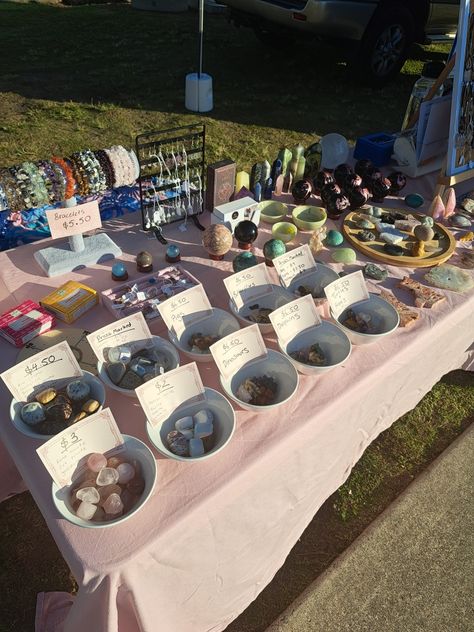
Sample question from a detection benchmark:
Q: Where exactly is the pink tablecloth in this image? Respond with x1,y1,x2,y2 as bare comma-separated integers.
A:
0,187,473,632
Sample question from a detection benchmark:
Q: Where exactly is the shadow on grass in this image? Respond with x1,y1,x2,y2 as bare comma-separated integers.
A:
0,3,427,137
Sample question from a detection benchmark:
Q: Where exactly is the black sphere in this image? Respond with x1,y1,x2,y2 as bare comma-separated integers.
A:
234,220,258,244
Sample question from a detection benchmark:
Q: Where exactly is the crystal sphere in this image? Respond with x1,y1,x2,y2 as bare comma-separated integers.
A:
232,251,258,272
202,224,233,260
234,220,258,249
291,179,313,204
263,239,286,265
112,261,128,281
136,251,153,272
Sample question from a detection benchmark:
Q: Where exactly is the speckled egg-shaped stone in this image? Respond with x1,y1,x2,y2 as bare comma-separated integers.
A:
414,225,435,242
405,193,424,209
450,214,471,228
331,248,356,264
326,229,344,246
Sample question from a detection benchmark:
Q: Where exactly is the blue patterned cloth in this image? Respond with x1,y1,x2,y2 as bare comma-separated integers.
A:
0,185,141,251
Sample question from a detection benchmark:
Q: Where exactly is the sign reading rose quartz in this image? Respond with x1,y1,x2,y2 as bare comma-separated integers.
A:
36,408,125,488
269,295,321,344
158,285,212,337
273,245,316,288
0,340,83,402
135,363,205,428
209,324,267,380
223,263,273,310
324,271,370,318
86,313,153,362
46,201,102,239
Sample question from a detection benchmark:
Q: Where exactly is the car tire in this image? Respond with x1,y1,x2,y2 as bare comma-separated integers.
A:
254,27,296,50
353,6,416,87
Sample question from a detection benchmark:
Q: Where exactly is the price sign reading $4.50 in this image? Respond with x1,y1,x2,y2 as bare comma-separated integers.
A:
223,263,273,310
0,340,83,402
46,200,102,240
269,294,321,344
209,324,267,380
273,244,316,289
324,271,370,319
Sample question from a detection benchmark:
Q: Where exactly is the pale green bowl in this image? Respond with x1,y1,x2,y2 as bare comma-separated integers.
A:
292,205,327,231
258,200,288,224
272,221,297,243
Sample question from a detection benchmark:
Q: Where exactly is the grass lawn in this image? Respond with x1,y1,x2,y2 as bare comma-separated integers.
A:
1,3,471,631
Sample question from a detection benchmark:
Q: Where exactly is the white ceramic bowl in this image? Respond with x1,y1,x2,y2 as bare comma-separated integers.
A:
286,264,339,299
331,294,400,345
10,370,106,440
229,285,294,334
219,348,299,413
97,336,180,398
146,387,235,462
168,308,240,363
279,320,352,376
52,434,156,529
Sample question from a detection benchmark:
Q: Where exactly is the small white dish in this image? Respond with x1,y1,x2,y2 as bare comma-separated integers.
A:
219,348,299,413
10,370,106,440
52,434,156,529
168,308,240,363
97,336,180,398
229,285,293,334
146,387,235,462
279,320,352,375
331,293,400,345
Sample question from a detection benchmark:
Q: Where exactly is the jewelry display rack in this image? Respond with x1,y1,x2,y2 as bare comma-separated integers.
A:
135,124,206,244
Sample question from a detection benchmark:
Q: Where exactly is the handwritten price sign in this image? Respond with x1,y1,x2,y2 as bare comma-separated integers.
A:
36,408,125,488
324,271,370,319
223,263,273,310
269,295,321,344
46,201,102,239
135,363,205,428
273,245,316,288
1,340,83,402
158,285,212,336
86,312,153,362
209,323,267,380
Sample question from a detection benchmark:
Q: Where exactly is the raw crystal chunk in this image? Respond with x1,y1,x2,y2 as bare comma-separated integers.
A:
103,493,124,515
189,438,205,457
194,421,213,439
116,463,135,484
87,453,107,473
175,416,194,432
96,467,119,486
98,484,122,506
76,486,100,504
193,409,214,425
76,501,98,521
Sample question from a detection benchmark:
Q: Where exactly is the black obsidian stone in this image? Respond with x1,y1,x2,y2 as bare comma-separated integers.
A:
354,159,375,179
312,170,334,194
383,243,404,256
291,178,313,204
234,220,258,245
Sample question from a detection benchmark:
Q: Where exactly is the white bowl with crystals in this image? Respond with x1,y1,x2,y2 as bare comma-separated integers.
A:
168,308,240,363
286,264,339,300
229,285,294,334
146,387,235,462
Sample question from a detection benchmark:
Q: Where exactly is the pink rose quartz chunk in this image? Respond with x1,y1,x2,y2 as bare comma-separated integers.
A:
103,493,124,515
87,453,107,473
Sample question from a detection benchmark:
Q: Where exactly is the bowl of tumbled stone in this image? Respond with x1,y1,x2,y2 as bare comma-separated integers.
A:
229,285,294,334
168,308,240,363
52,435,156,528
286,264,339,301
10,371,106,440
97,336,180,398
330,293,400,345
279,320,352,376
146,387,235,462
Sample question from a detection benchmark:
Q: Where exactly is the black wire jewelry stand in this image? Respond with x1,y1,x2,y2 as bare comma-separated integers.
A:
135,123,206,244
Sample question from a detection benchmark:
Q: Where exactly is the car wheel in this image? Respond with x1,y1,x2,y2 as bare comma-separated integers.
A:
254,27,296,50
354,6,415,87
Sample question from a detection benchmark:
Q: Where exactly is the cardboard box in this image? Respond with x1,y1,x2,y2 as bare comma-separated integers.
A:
211,196,260,233
40,281,99,324
0,300,55,347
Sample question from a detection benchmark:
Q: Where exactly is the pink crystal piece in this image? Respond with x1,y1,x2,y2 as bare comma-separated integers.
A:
76,486,100,504
76,501,98,521
87,453,107,473
429,194,445,221
103,492,124,515
116,463,135,484
443,187,456,219
96,467,119,486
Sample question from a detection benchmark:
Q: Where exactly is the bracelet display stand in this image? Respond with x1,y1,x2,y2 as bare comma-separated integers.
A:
34,197,121,277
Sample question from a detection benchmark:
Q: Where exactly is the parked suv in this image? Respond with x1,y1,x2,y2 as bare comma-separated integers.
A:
223,0,459,85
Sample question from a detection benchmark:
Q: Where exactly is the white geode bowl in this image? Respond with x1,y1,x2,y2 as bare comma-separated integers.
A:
229,285,294,334
146,387,235,462
286,264,339,299
219,349,299,413
279,320,352,376
168,308,240,363
330,294,400,346
10,370,106,441
97,336,180,398
52,434,156,529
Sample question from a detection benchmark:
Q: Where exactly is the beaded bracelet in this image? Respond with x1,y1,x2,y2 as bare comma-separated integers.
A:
104,147,124,188
0,168,24,212
47,159,67,202
78,149,107,195
116,145,135,186
94,150,115,189
37,160,59,204
128,149,140,182
51,156,76,200
15,162,50,209
68,154,90,197
0,182,9,211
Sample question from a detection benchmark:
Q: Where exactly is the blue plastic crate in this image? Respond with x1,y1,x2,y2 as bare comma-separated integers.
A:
353,132,395,168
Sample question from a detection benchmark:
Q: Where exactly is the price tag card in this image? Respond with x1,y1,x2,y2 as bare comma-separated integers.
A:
223,263,273,310
46,201,102,239
269,295,321,344
324,271,370,319
36,408,125,488
1,340,83,402
273,245,316,288
209,323,267,380
135,362,205,428
86,312,153,363
157,285,213,337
